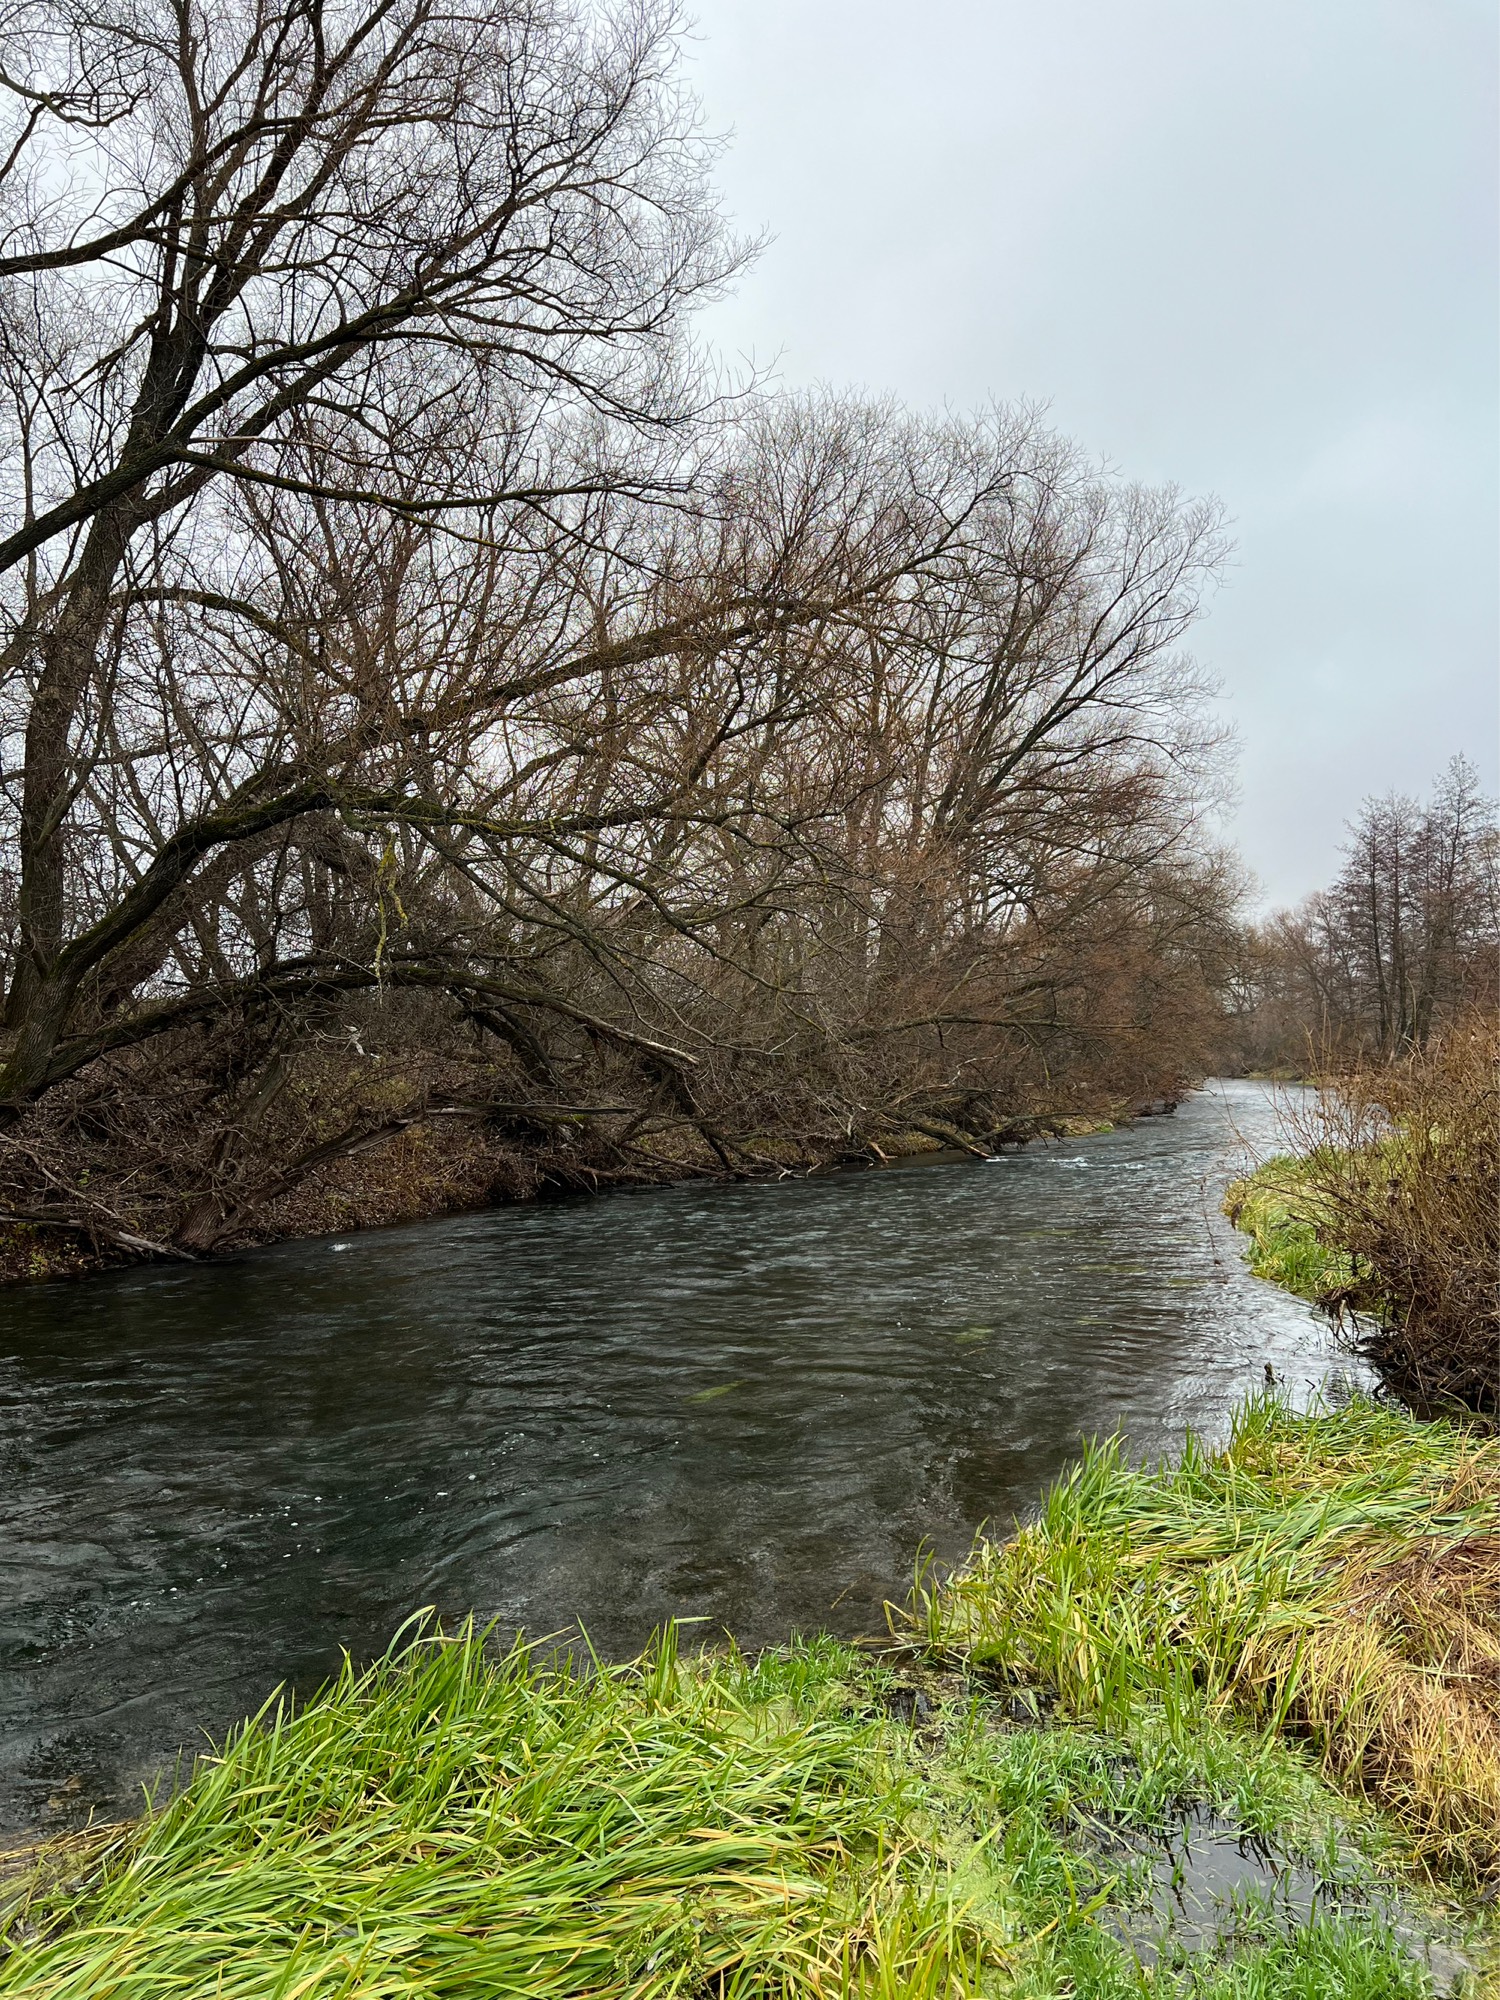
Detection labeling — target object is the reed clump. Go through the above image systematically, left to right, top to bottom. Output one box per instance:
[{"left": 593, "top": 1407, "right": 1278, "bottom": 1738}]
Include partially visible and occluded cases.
[
  {"left": 911, "top": 1396, "right": 1500, "bottom": 1882},
  {"left": 0, "top": 1627, "right": 997, "bottom": 1999}
]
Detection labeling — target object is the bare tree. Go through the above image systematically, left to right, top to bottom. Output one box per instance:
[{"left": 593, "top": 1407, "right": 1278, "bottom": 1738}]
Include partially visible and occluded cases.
[
  {"left": 0, "top": 0, "right": 739, "bottom": 1111},
  {"left": 0, "top": 4, "right": 1239, "bottom": 1263},
  {"left": 1233, "top": 758, "right": 1499, "bottom": 1067}
]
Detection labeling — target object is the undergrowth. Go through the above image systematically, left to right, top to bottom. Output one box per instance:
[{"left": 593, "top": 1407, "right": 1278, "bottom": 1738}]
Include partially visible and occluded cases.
[{"left": 1225, "top": 1019, "right": 1500, "bottom": 1412}]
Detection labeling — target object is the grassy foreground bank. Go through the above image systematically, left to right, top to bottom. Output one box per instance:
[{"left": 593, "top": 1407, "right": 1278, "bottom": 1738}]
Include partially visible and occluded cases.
[{"left": 3, "top": 1400, "right": 1496, "bottom": 1997}]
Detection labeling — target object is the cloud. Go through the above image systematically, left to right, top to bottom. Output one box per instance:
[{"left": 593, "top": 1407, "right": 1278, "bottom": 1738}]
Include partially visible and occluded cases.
[{"left": 686, "top": 0, "right": 1499, "bottom": 906}]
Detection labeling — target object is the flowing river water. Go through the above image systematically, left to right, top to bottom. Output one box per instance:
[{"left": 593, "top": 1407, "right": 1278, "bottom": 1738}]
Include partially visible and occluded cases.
[{"left": 0, "top": 1078, "right": 1365, "bottom": 1831}]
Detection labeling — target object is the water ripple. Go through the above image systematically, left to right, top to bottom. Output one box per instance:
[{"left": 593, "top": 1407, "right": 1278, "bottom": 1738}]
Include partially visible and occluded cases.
[{"left": 0, "top": 1080, "right": 1364, "bottom": 1828}]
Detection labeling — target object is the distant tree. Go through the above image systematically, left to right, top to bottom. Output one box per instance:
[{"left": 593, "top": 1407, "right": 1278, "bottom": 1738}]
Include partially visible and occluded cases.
[{"left": 1237, "top": 758, "right": 1499, "bottom": 1066}]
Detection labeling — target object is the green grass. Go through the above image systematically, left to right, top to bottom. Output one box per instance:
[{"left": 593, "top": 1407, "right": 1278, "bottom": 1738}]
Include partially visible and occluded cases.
[
  {"left": 1222, "top": 1154, "right": 1357, "bottom": 1303},
  {"left": 911, "top": 1395, "right": 1500, "bottom": 1882},
  {"left": 4, "top": 1402, "right": 1495, "bottom": 1995},
  {"left": 0, "top": 1627, "right": 997, "bottom": 1999},
  {"left": 0, "top": 1628, "right": 1454, "bottom": 2000},
  {"left": 921, "top": 1706, "right": 1450, "bottom": 1998}
]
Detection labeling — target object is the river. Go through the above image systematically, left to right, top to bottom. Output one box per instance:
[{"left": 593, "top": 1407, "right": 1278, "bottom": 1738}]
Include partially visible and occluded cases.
[{"left": 0, "top": 1078, "right": 1363, "bottom": 1831}]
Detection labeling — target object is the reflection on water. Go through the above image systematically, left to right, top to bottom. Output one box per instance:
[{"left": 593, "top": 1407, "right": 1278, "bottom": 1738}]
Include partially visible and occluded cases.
[
  {"left": 0, "top": 1080, "right": 1361, "bottom": 1828},
  {"left": 1104, "top": 1803, "right": 1346, "bottom": 1965}
]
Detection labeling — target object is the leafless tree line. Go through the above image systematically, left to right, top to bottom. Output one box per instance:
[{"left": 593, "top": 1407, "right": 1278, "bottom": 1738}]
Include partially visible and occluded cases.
[
  {"left": 0, "top": 0, "right": 1238, "bottom": 1262},
  {"left": 1234, "top": 759, "right": 1499, "bottom": 1070}
]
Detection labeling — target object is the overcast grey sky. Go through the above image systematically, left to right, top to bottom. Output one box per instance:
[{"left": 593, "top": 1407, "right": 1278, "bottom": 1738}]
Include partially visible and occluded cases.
[{"left": 684, "top": 0, "right": 1498, "bottom": 909}]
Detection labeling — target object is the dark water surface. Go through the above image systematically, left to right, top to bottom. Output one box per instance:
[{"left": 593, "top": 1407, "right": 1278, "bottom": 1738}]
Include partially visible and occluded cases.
[{"left": 0, "top": 1080, "right": 1361, "bottom": 1829}]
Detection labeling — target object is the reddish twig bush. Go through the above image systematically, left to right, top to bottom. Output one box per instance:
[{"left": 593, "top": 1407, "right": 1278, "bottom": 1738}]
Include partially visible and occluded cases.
[{"left": 1292, "top": 1016, "right": 1500, "bottom": 1413}]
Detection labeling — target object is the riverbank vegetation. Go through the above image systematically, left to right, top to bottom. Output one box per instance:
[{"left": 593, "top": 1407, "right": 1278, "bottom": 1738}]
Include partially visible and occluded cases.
[
  {"left": 0, "top": 0, "right": 1248, "bottom": 1281},
  {"left": 0, "top": 0, "right": 1494, "bottom": 1283},
  {"left": 1225, "top": 1018, "right": 1499, "bottom": 1413},
  {"left": 913, "top": 1395, "right": 1500, "bottom": 1883},
  {"left": 3, "top": 1398, "right": 1493, "bottom": 1995}
]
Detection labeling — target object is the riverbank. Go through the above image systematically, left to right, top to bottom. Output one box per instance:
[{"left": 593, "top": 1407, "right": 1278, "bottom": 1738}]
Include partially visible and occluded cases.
[
  {"left": 1226, "top": 1023, "right": 1499, "bottom": 1416},
  {"left": 1, "top": 1080, "right": 1338, "bottom": 1831},
  {"left": 0, "top": 1105, "right": 1137, "bottom": 1289},
  {"left": 1224, "top": 1126, "right": 1496, "bottom": 1422},
  {"left": 1224, "top": 1153, "right": 1357, "bottom": 1309},
  {"left": 3, "top": 1397, "right": 1494, "bottom": 1996}
]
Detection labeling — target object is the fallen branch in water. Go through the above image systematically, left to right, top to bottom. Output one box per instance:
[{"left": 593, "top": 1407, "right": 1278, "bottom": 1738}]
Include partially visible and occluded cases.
[{"left": 0, "top": 1208, "right": 197, "bottom": 1262}]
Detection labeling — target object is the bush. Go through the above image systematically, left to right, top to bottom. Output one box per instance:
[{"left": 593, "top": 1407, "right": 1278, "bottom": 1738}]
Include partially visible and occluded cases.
[
  {"left": 1227, "top": 1017, "right": 1499, "bottom": 1413},
  {"left": 1299, "top": 1018, "right": 1499, "bottom": 1412}
]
